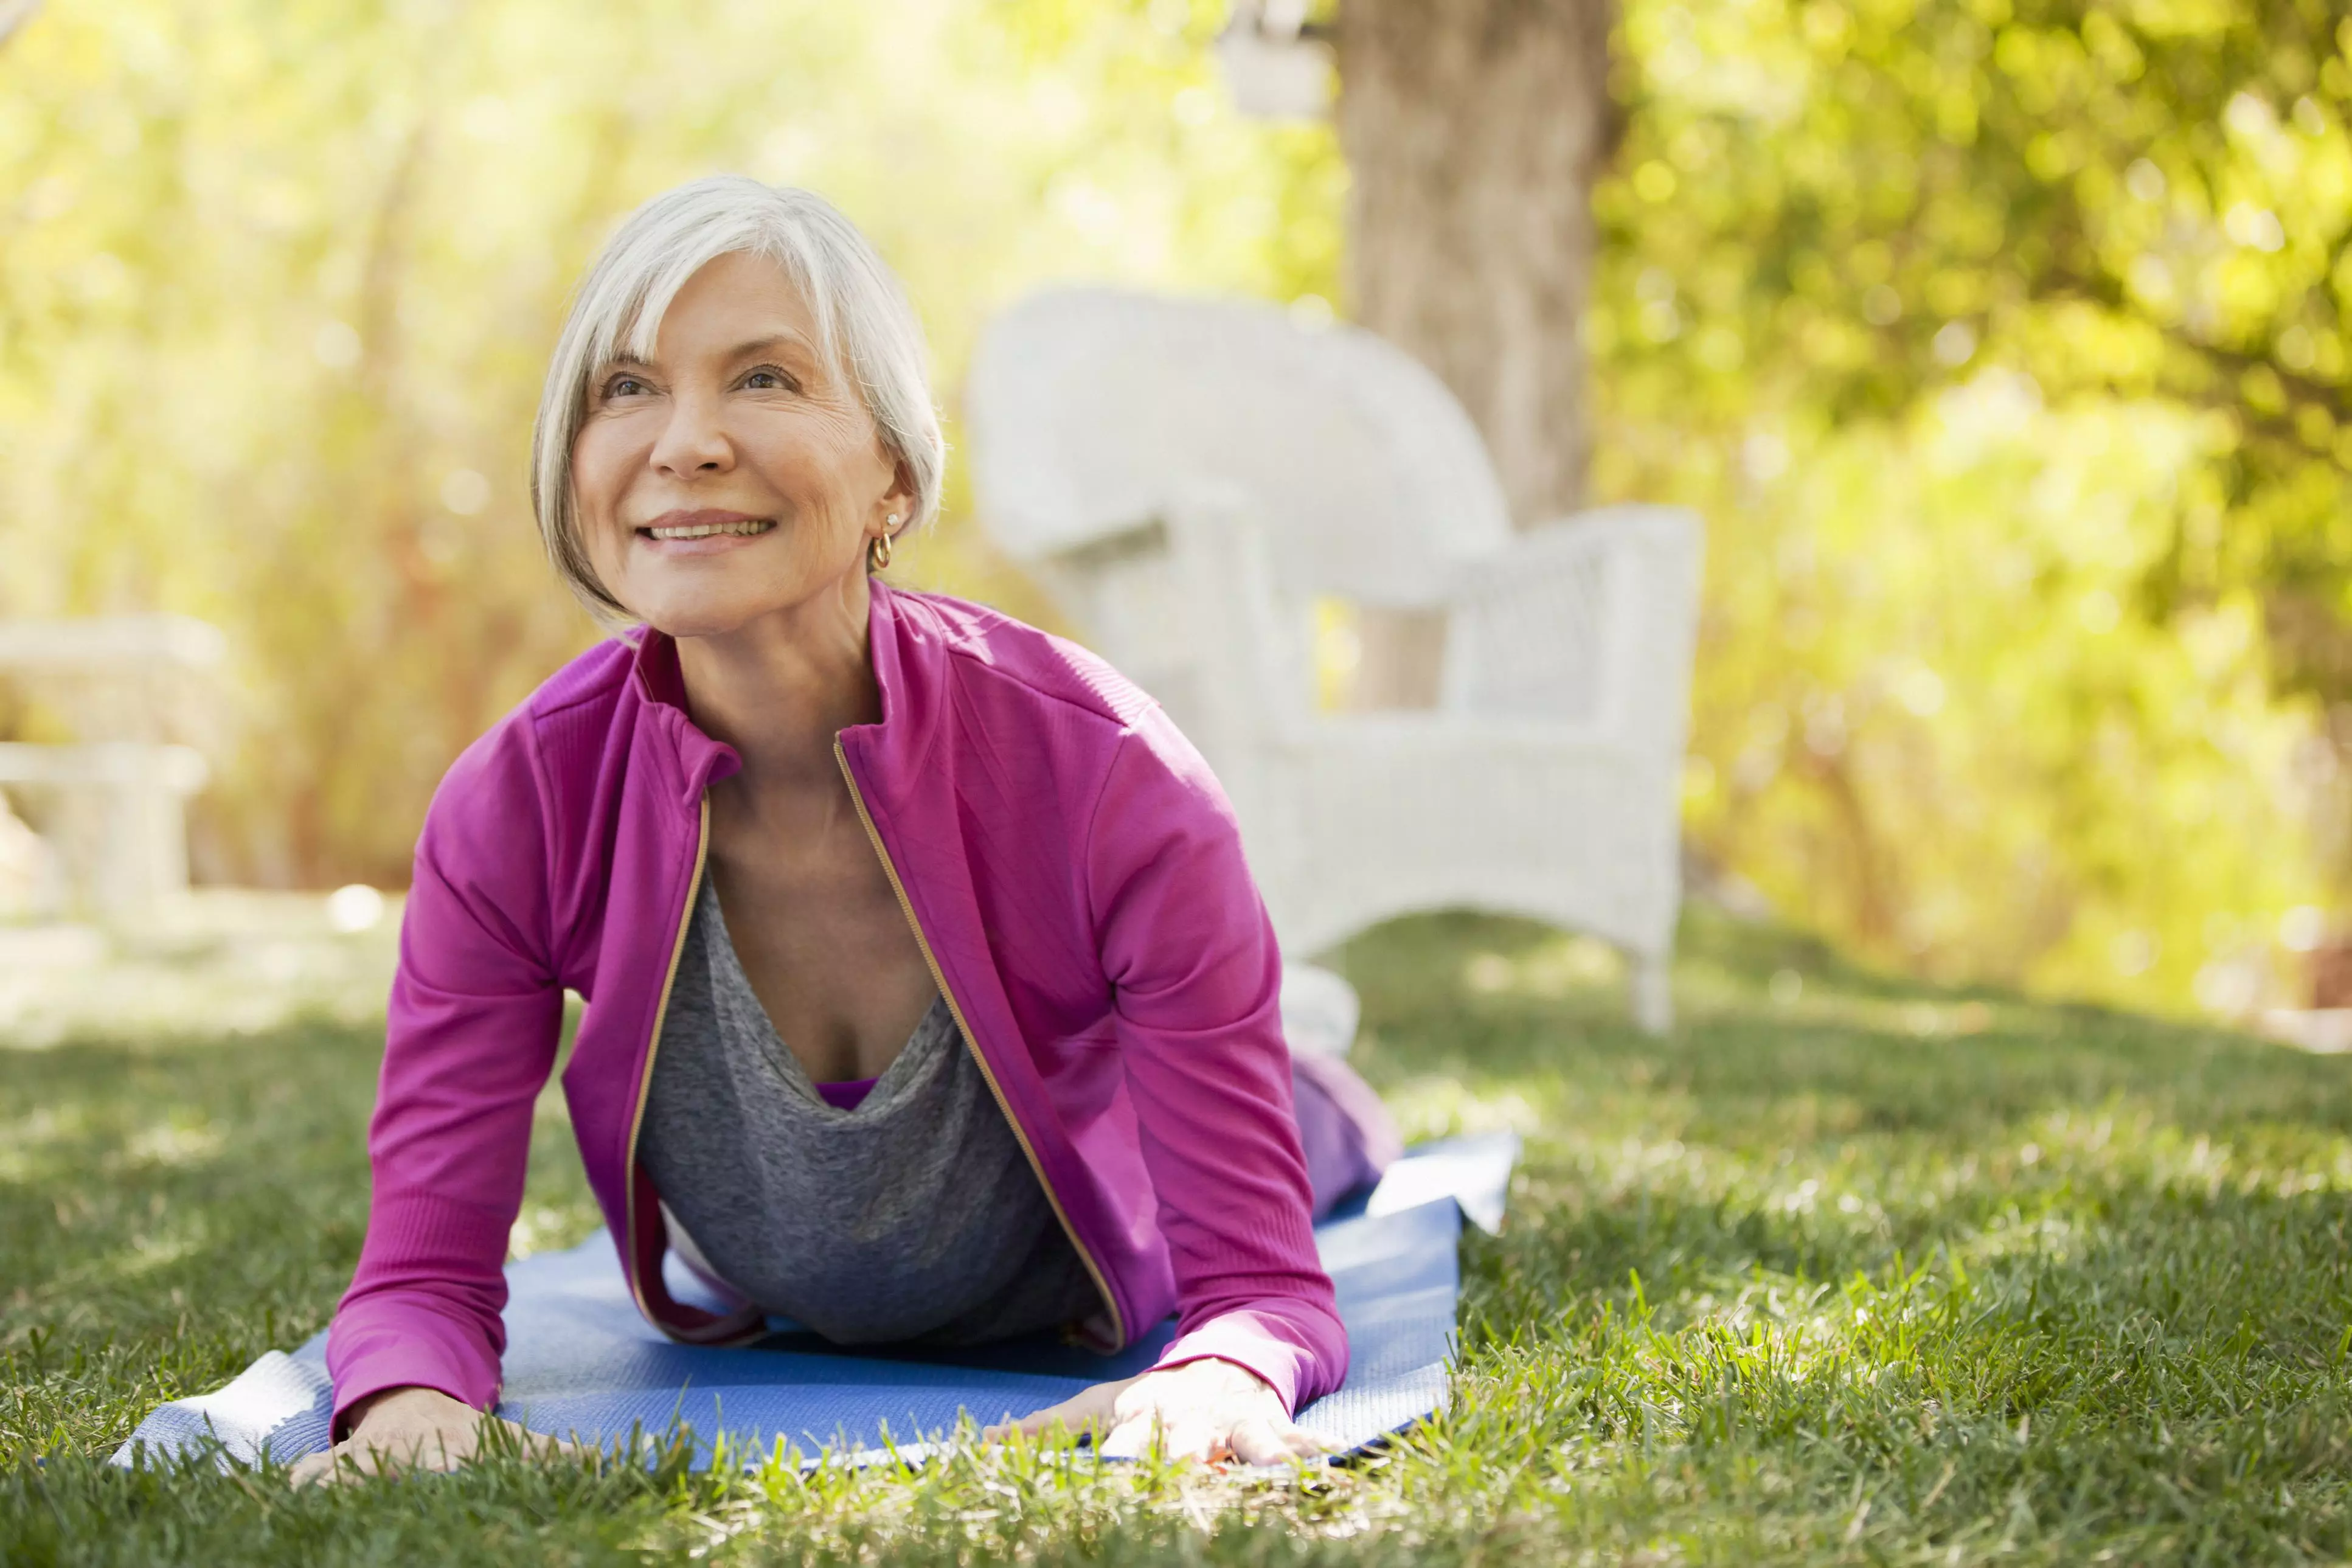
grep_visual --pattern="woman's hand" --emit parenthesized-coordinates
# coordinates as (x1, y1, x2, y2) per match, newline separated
(983, 1357, 1323, 1466)
(286, 1386, 581, 1485)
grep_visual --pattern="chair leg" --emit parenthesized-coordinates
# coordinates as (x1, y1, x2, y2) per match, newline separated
(1629, 950, 1673, 1035)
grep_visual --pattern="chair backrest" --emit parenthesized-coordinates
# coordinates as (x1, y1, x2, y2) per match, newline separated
(966, 287, 1513, 607)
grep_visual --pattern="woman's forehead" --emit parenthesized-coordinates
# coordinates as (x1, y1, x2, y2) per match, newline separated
(621, 250, 830, 366)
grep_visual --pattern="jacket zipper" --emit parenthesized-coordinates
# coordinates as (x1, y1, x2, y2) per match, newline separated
(621, 793, 713, 1327)
(833, 738, 1126, 1346)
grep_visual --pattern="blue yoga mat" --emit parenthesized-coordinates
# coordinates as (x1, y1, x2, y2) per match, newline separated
(114, 1133, 1517, 1469)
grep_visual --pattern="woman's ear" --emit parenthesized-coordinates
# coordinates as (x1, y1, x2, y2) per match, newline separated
(880, 457, 918, 531)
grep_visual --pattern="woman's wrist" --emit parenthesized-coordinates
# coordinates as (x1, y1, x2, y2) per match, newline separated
(1163, 1354, 1274, 1394)
(343, 1384, 471, 1438)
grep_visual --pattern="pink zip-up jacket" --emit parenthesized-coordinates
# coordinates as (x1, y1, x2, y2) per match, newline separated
(326, 582, 1345, 1432)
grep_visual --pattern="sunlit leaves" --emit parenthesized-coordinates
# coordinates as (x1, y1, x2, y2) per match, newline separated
(1589, 0, 2351, 1006)
(0, 0, 1341, 886)
(4, 0, 2347, 1011)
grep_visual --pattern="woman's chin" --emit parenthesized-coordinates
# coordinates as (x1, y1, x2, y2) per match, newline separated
(636, 598, 774, 641)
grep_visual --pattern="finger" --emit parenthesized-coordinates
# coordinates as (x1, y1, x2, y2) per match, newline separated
(1156, 1409, 1221, 1462)
(370, 1427, 463, 1476)
(1095, 1410, 1163, 1462)
(305, 1442, 387, 1485)
(1101, 1387, 1217, 1462)
(982, 1393, 1087, 1443)
(498, 1417, 581, 1462)
(983, 1381, 1125, 1443)
(1227, 1416, 1314, 1467)
(411, 1428, 464, 1471)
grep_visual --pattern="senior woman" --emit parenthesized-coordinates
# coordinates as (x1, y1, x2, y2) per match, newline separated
(291, 176, 1381, 1482)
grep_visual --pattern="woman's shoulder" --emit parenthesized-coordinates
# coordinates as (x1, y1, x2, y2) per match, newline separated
(423, 637, 640, 836)
(528, 634, 643, 718)
(883, 586, 1223, 819)
(884, 586, 1156, 731)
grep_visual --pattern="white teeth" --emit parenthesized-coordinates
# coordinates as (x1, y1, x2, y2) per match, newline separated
(645, 519, 773, 539)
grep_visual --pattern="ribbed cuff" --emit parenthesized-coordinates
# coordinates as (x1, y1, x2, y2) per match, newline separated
(325, 1302, 501, 1439)
(1150, 1312, 1312, 1417)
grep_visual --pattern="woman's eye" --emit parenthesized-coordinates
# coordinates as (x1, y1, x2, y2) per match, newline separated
(743, 367, 797, 392)
(603, 375, 650, 400)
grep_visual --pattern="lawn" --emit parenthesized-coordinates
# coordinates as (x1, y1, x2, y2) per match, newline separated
(5, 906, 2352, 1565)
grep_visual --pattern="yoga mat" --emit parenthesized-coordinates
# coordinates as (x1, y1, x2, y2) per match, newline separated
(113, 1131, 1518, 1470)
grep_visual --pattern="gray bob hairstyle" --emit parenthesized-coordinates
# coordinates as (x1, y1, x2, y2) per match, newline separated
(530, 176, 945, 621)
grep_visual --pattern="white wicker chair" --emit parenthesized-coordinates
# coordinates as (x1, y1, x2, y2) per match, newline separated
(966, 288, 1704, 1032)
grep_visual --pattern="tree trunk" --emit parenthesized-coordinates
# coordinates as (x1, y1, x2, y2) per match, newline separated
(1336, 0, 1617, 528)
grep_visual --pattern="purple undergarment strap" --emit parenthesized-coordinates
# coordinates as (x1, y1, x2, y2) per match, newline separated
(816, 1077, 878, 1112)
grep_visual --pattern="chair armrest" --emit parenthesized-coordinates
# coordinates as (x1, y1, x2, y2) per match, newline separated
(1440, 504, 1705, 749)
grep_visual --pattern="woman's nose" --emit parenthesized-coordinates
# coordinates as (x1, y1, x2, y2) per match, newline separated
(650, 394, 734, 475)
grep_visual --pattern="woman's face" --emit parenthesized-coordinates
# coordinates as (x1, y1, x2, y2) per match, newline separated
(572, 250, 911, 639)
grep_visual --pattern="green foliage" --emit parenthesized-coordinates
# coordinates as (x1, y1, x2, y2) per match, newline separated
(0, 0, 1339, 886)
(1591, 0, 2352, 1005)
(5, 0, 2347, 1011)
(9, 913, 2352, 1561)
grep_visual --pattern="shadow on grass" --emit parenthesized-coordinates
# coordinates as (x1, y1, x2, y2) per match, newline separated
(1331, 904, 2352, 1146)
(1326, 906, 2352, 1561)
(10, 904, 2352, 1563)
(1429, 1173, 2352, 1559)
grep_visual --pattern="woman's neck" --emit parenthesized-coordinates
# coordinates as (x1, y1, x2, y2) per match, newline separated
(673, 572, 879, 789)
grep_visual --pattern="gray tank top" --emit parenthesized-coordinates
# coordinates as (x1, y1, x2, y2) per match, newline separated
(637, 878, 1100, 1346)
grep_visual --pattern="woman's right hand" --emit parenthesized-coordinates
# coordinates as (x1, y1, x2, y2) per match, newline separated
(286, 1385, 581, 1484)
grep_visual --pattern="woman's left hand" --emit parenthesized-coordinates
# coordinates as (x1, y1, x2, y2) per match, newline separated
(983, 1357, 1324, 1465)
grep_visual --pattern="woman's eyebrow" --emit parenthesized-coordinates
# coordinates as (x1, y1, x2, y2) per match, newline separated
(597, 335, 817, 377)
(723, 332, 817, 363)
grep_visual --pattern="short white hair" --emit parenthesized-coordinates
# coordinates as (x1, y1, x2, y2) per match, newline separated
(530, 176, 945, 620)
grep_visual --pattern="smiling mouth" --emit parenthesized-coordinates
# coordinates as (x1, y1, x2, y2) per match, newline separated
(640, 519, 775, 541)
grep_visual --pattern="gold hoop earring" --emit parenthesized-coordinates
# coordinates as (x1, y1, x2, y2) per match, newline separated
(869, 515, 900, 572)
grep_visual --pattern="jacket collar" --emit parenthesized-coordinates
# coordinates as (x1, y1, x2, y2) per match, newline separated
(835, 580, 945, 800)
(626, 629, 738, 802)
(622, 580, 924, 802)
(627, 623, 690, 710)
(862, 578, 907, 732)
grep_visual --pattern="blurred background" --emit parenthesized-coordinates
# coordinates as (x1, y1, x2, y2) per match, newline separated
(1, 0, 2347, 1030)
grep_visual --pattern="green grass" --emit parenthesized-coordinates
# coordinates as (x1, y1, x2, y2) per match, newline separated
(6, 906, 2352, 1564)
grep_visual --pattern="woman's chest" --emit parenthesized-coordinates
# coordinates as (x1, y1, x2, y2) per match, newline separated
(703, 803, 940, 1082)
